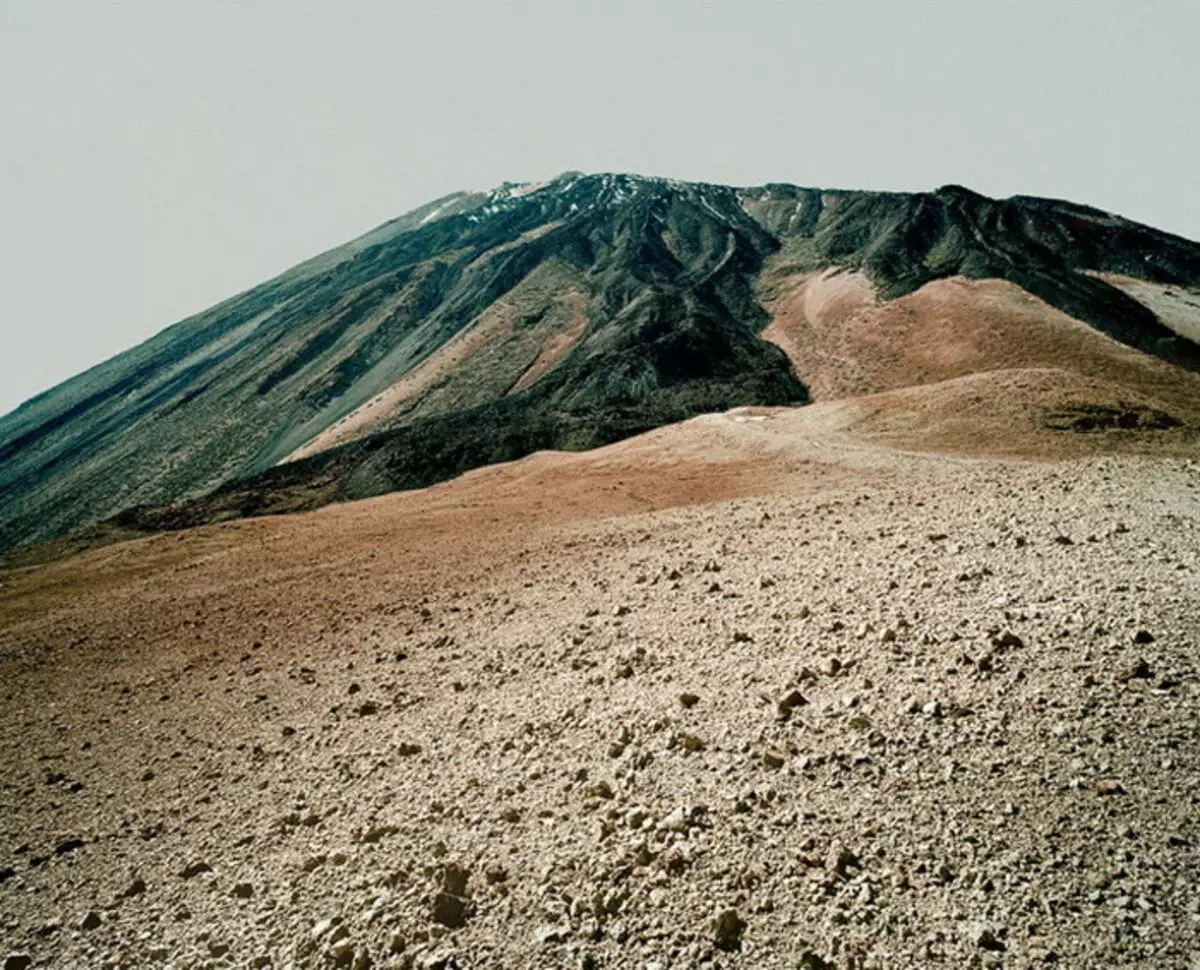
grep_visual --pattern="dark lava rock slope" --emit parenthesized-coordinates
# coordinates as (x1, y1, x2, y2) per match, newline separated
(2, 173, 1198, 549)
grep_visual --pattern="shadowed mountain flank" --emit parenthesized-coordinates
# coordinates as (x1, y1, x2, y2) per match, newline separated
(2, 173, 1199, 550)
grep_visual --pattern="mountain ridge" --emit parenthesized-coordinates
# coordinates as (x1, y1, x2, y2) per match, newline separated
(2, 171, 1199, 552)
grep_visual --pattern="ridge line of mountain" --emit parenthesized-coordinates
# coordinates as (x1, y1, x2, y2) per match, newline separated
(2, 172, 1199, 553)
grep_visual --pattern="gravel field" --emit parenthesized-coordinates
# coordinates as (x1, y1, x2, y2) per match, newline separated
(2, 409, 1198, 970)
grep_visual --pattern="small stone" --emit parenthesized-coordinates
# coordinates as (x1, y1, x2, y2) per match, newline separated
(1116, 660, 1153, 682)
(679, 733, 706, 753)
(397, 742, 422, 757)
(1095, 779, 1127, 797)
(823, 656, 842, 676)
(777, 689, 808, 721)
(4, 956, 33, 970)
(678, 692, 700, 708)
(762, 747, 788, 770)
(328, 942, 356, 967)
(712, 909, 746, 952)
(534, 925, 565, 945)
(484, 865, 508, 884)
(659, 806, 689, 833)
(180, 860, 212, 879)
(360, 824, 399, 844)
(80, 911, 102, 931)
(121, 876, 147, 897)
(975, 926, 1007, 952)
(431, 863, 471, 928)
(827, 844, 861, 878)
(232, 882, 254, 899)
(798, 951, 834, 970)
(54, 837, 84, 855)
(441, 863, 470, 897)
(1132, 629, 1155, 644)
(431, 893, 468, 929)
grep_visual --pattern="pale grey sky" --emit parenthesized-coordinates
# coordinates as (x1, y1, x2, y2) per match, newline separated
(1, 1, 1196, 416)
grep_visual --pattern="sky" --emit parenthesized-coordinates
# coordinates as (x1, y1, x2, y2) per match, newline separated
(1, 0, 1197, 416)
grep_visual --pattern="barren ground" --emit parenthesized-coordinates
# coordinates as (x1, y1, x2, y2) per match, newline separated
(1, 390, 1198, 970)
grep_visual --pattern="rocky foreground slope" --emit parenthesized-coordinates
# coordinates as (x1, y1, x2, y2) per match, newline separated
(1, 405, 1197, 969)
(3, 173, 1200, 551)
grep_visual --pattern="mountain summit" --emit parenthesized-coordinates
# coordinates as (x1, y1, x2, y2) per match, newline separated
(2, 172, 1199, 551)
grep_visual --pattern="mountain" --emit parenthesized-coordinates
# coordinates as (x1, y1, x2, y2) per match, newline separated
(2, 172, 1200, 552)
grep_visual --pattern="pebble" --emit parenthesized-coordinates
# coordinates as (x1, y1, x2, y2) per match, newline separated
(712, 909, 746, 952)
(762, 747, 789, 770)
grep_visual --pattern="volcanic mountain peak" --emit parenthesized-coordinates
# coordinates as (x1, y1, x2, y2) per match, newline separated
(1, 173, 1199, 553)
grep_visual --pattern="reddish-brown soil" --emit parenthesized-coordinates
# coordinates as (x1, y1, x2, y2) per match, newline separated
(2, 377, 1198, 968)
(759, 271, 1200, 422)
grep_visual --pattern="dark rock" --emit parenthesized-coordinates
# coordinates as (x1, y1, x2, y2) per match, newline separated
(432, 863, 472, 928)
(763, 747, 789, 769)
(828, 844, 861, 878)
(441, 863, 470, 898)
(53, 838, 84, 855)
(712, 909, 746, 952)
(976, 927, 1007, 952)
(431, 893, 469, 929)
(121, 877, 147, 897)
(993, 631, 1025, 650)
(1117, 659, 1153, 682)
